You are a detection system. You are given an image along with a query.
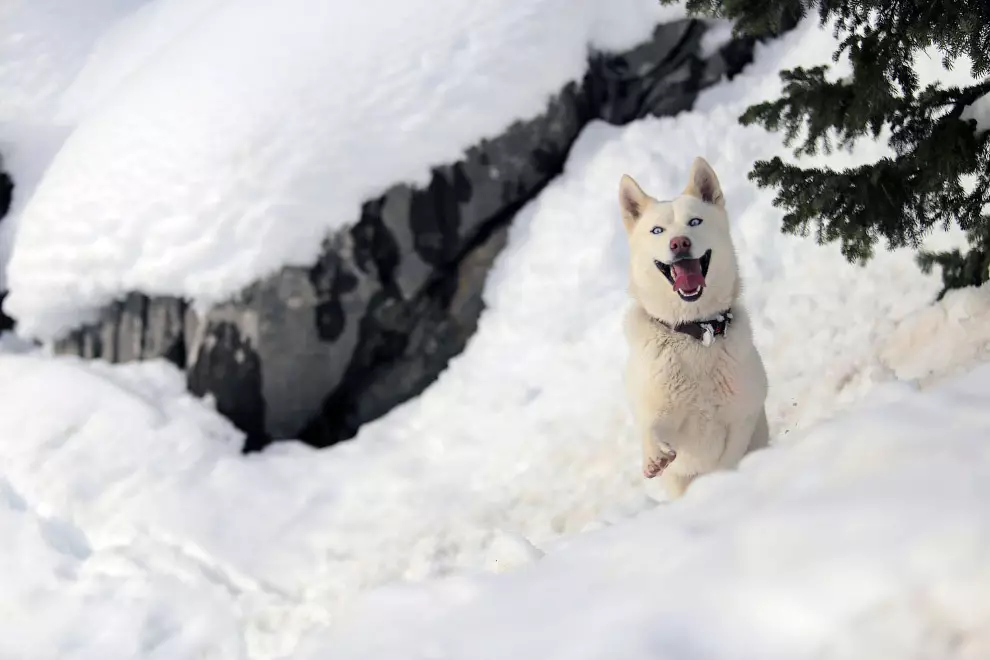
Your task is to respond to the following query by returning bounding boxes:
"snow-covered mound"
[1,297,988,659]
[300,363,990,660]
[2,0,685,338]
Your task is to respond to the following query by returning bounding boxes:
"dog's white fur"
[619,157,769,499]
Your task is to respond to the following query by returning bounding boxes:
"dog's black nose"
[669,235,692,254]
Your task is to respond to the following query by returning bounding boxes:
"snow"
[301,363,990,660]
[0,473,243,660]
[2,284,989,658]
[962,92,990,133]
[0,124,71,291]
[0,0,151,122]
[2,0,686,338]
[1,11,989,660]
[0,0,151,291]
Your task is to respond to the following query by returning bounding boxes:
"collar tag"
[701,323,715,346]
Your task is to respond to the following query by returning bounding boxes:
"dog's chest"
[679,345,744,407]
[630,329,761,417]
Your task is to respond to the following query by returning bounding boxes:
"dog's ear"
[683,157,724,207]
[619,174,649,232]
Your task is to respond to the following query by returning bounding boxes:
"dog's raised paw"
[643,449,677,479]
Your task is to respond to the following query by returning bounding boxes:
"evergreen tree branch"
[749,114,990,263]
[662,0,990,292]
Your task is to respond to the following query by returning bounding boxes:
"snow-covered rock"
[41,18,771,448]
[2,0,691,333]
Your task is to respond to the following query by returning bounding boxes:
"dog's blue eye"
[688,217,703,227]
[650,226,664,235]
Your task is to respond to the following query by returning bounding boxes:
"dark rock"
[299,221,511,447]
[0,293,13,335]
[589,19,703,122]
[53,294,187,365]
[0,168,11,221]
[187,320,265,452]
[0,160,14,334]
[52,19,786,449]
[144,296,188,366]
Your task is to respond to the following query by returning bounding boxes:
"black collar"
[652,310,733,346]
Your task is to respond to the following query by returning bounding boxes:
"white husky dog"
[619,157,769,499]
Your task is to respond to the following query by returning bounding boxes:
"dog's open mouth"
[654,250,712,302]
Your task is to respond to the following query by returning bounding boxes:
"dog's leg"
[718,408,765,470]
[661,471,696,499]
[641,416,680,479]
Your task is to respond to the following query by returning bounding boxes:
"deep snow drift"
[1,10,989,660]
[300,363,990,660]
[2,0,685,338]
[2,279,988,659]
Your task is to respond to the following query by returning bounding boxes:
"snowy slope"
[1,296,988,659]
[1,11,989,660]
[0,356,251,659]
[0,472,245,660]
[2,0,685,338]
[301,364,990,660]
[0,0,151,291]
[0,0,151,122]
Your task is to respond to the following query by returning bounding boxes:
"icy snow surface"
[1,13,990,660]
[2,0,686,338]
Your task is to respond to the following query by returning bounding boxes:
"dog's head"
[619,157,739,324]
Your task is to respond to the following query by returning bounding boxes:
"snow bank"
[301,363,990,660]
[0,0,150,291]
[0,472,242,660]
[0,124,72,292]
[0,355,251,659]
[2,295,988,658]
[3,0,685,338]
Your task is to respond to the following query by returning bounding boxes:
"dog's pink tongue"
[671,259,705,292]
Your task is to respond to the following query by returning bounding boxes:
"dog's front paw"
[643,446,677,479]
